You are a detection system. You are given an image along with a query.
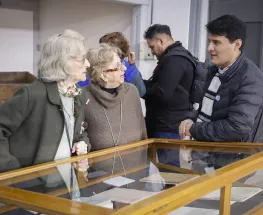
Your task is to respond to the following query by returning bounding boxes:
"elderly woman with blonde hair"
[84,43,147,151]
[0,30,91,173]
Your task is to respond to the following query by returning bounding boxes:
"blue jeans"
[154,132,180,167]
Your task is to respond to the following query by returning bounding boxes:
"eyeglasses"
[105,62,125,72]
[74,56,87,65]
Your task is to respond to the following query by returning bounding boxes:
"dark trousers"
[154,132,181,166]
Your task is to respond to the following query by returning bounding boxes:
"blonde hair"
[87,43,121,84]
[38,29,87,82]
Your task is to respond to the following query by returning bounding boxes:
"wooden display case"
[0,72,37,104]
[1,139,263,215]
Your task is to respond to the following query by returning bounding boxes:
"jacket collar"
[158,41,182,61]
[44,82,62,106]
[219,52,245,82]
[89,83,129,109]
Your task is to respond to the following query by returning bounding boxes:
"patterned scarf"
[57,81,82,97]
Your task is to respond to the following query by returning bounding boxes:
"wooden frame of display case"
[1,139,263,215]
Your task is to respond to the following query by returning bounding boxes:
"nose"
[84,58,90,68]
[207,42,214,53]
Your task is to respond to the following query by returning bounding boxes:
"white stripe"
[208,76,221,92]
[201,97,214,116]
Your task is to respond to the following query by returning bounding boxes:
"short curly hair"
[87,43,121,85]
[99,32,130,58]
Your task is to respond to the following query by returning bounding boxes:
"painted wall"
[0,0,39,74]
[0,0,194,79]
[0,8,34,74]
[153,0,191,49]
[39,0,133,49]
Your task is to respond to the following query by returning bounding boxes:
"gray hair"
[87,43,121,84]
[38,29,87,82]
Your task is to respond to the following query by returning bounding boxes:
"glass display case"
[1,139,263,215]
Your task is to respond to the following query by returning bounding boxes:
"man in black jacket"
[143,24,195,166]
[179,15,263,169]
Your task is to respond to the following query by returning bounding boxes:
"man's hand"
[179,119,194,139]
[72,141,87,155]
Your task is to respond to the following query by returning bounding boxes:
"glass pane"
[229,168,263,214]
[0,204,42,215]
[2,143,202,211]
[1,140,263,214]
[154,141,262,214]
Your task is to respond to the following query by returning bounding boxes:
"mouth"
[210,54,217,58]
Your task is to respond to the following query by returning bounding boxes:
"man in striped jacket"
[180,14,263,142]
[179,15,263,169]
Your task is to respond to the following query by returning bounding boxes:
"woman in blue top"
[78,32,145,97]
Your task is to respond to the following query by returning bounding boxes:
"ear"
[159,38,164,45]
[100,73,108,83]
[234,39,242,51]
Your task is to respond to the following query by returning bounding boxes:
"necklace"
[103,102,123,147]
[102,101,127,178]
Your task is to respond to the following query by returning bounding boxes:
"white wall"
[39,0,133,49]
[132,4,155,80]
[0,0,40,74]
[136,0,192,80]
[0,0,193,78]
[198,0,209,62]
[153,0,191,49]
[0,8,34,73]
[188,0,209,62]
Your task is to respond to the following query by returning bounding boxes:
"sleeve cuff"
[190,123,196,138]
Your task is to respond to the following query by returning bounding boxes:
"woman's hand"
[72,141,87,155]
[128,52,136,64]
[73,159,89,172]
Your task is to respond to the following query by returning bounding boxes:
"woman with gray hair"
[85,43,147,150]
[0,29,91,173]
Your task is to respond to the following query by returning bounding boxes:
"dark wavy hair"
[99,32,130,58]
[206,15,246,50]
[144,24,172,39]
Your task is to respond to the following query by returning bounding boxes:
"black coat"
[0,80,91,173]
[144,42,195,137]
[191,53,263,142]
